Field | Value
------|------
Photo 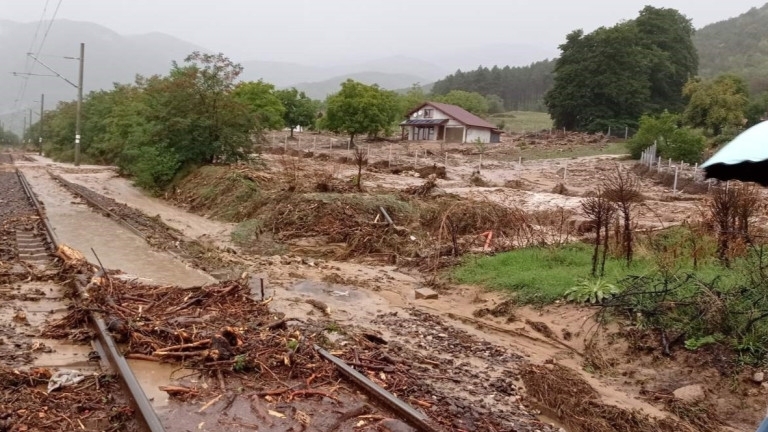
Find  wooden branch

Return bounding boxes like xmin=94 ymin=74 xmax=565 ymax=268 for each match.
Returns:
xmin=155 ymin=339 xmax=211 ymax=353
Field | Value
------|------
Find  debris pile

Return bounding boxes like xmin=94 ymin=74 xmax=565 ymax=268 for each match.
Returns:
xmin=0 ymin=366 xmax=134 ymax=431
xmin=520 ymin=363 xmax=721 ymax=432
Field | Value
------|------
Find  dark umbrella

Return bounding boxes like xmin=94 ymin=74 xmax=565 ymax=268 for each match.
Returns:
xmin=701 ymin=121 xmax=768 ymax=186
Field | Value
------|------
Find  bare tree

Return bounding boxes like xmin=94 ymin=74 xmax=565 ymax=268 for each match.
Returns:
xmin=603 ymin=166 xmax=643 ymax=265
xmin=708 ymin=183 xmax=761 ymax=265
xmin=581 ymin=189 xmax=617 ymax=277
xmin=353 ymin=146 xmax=368 ymax=191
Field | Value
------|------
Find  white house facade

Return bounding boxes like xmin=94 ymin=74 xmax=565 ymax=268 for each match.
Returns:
xmin=400 ymin=102 xmax=501 ymax=144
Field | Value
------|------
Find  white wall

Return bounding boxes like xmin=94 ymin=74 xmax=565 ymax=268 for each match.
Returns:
xmin=466 ymin=128 xmax=491 ymax=143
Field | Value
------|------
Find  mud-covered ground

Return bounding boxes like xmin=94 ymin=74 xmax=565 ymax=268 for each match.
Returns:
xmin=20 ymin=137 xmax=768 ymax=431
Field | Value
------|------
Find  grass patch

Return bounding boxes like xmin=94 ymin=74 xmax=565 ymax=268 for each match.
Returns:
xmin=491 ymin=111 xmax=553 ymax=133
xmin=453 ymin=238 xmax=732 ymax=305
xmin=453 ymin=243 xmax=655 ymax=304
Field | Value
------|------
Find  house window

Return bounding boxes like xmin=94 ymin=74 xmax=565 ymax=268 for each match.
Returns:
xmin=423 ymin=109 xmax=433 ymax=119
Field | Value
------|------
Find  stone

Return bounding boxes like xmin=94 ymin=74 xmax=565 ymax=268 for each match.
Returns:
xmin=754 ymin=371 xmax=765 ymax=383
xmin=672 ymin=384 xmax=705 ymax=402
xmin=415 ymin=288 xmax=438 ymax=300
xmin=379 ymin=419 xmax=416 ymax=432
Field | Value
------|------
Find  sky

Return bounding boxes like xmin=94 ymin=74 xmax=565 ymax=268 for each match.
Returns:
xmin=0 ymin=0 xmax=765 ymax=65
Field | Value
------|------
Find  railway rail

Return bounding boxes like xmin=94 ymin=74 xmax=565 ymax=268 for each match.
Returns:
xmin=2 ymin=154 xmax=163 ymax=432
xmin=7 ymin=156 xmax=450 ymax=432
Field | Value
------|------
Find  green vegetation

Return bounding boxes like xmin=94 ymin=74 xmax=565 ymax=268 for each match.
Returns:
xmin=628 ymin=112 xmax=706 ymax=163
xmin=433 ymin=90 xmax=491 ymax=115
xmin=0 ymin=125 xmax=19 ymax=146
xmin=274 ymin=88 xmax=319 ymax=137
xmin=694 ymin=3 xmax=768 ymax=94
xmin=431 ymin=60 xmax=554 ymax=112
xmin=545 ymin=7 xmax=698 ymax=133
xmin=321 ymin=79 xmax=401 ymax=145
xmin=490 ymin=111 xmax=553 ymax=133
xmin=453 ymin=243 xmax=655 ymax=304
xmin=683 ymin=74 xmax=749 ymax=136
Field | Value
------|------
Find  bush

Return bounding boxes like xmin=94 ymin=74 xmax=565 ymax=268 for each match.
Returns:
xmin=629 ymin=112 xmax=706 ymax=163
xmin=119 ymin=145 xmax=180 ymax=191
xmin=659 ymin=128 xmax=706 ymax=164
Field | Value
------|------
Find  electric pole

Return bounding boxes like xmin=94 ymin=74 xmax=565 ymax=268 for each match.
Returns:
xmin=39 ymin=94 xmax=44 ymax=155
xmin=28 ymin=109 xmax=32 ymax=146
xmin=74 ymin=42 xmax=84 ymax=166
xmin=23 ymin=116 xmax=26 ymax=145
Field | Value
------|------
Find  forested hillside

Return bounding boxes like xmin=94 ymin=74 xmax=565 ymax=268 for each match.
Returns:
xmin=431 ymin=3 xmax=768 ymax=112
xmin=694 ymin=3 xmax=768 ymax=94
xmin=430 ymin=60 xmax=554 ymax=111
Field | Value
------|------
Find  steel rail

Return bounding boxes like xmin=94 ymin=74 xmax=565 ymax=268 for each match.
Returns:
xmin=16 ymin=167 xmax=165 ymax=432
xmin=314 ymin=344 xmax=440 ymax=432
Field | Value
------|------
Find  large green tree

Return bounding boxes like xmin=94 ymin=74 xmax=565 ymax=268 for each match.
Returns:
xmin=434 ymin=90 xmax=489 ymax=115
xmin=322 ymin=80 xmax=400 ymax=145
xmin=232 ymin=80 xmax=285 ymax=133
xmin=274 ymin=88 xmax=318 ymax=137
xmin=545 ymin=7 xmax=697 ymax=132
xmin=683 ymin=74 xmax=749 ymax=135
xmin=635 ymin=6 xmax=698 ymax=112
xmin=545 ymin=23 xmax=654 ymax=132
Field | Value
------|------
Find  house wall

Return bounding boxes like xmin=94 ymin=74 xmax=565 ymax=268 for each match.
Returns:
xmin=466 ymin=128 xmax=492 ymax=143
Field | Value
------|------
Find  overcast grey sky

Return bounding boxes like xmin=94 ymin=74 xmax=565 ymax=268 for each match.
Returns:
xmin=1 ymin=0 xmax=765 ymax=64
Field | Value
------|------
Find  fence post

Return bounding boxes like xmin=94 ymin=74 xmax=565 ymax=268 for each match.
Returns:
xmin=445 ymin=152 xmax=448 ymax=166
xmin=388 ymin=144 xmax=392 ymax=168
xmin=657 ymin=156 xmax=662 ymax=172
xmin=625 ymin=127 xmax=628 ymax=140
xmin=284 ymin=137 xmax=287 ymax=152
xmin=607 ymin=126 xmax=611 ymax=137
xmin=564 ymin=163 xmax=568 ymax=183
xmin=519 ymin=156 xmax=522 ymax=165
xmin=673 ymin=167 xmax=679 ymax=194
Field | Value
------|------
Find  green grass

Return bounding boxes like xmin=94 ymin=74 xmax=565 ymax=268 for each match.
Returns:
xmin=452 ymin=240 xmax=733 ymax=305
xmin=491 ymin=111 xmax=553 ymax=133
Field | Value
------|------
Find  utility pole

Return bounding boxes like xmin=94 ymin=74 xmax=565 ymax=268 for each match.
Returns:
xmin=28 ymin=109 xmax=32 ymax=145
xmin=75 ymin=42 xmax=85 ymax=166
xmin=39 ymin=94 xmax=44 ymax=155
xmin=23 ymin=116 xmax=26 ymax=144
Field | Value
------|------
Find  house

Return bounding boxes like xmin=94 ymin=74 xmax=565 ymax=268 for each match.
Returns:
xmin=401 ymin=101 xmax=502 ymax=144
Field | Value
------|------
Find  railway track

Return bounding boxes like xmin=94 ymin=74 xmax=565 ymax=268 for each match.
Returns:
xmin=1 ymin=154 xmax=162 ymax=432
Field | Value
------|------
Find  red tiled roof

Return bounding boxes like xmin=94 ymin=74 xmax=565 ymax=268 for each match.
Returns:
xmin=407 ymin=101 xmax=498 ymax=130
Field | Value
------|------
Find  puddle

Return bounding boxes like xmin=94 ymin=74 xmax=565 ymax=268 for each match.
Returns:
xmin=285 ymin=280 xmax=391 ymax=323
xmin=128 ymin=359 xmax=195 ymax=409
xmin=33 ymin=339 xmax=97 ymax=371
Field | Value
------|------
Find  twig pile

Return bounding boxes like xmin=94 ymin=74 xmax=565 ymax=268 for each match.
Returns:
xmin=0 ymin=367 xmax=134 ymax=432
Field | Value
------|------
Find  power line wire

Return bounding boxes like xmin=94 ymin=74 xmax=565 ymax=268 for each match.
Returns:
xmin=15 ymin=0 xmax=64 ymax=112
xmin=14 ymin=0 xmax=51 ymax=110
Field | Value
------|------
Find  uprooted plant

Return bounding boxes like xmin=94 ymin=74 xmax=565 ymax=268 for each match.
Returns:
xmin=353 ymin=146 xmax=368 ymax=191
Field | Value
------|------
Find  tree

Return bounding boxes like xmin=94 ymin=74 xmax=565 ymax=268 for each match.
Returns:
xmin=485 ymin=94 xmax=506 ymax=114
xmin=683 ymin=74 xmax=749 ymax=135
xmin=545 ymin=23 xmax=654 ymax=132
xmin=434 ymin=90 xmax=489 ymax=115
xmin=274 ymin=88 xmax=318 ymax=138
xmin=233 ymin=80 xmax=285 ymax=133
xmin=635 ymin=6 xmax=698 ymax=112
xmin=399 ymin=84 xmax=428 ymax=116
xmin=322 ymin=80 xmax=400 ymax=146
xmin=629 ymin=111 xmax=706 ymax=163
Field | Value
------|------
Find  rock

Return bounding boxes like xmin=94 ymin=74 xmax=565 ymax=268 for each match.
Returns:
xmin=415 ymin=288 xmax=438 ymax=300
xmin=379 ymin=419 xmax=416 ymax=432
xmin=673 ymin=384 xmax=705 ymax=402
xmin=754 ymin=371 xmax=765 ymax=383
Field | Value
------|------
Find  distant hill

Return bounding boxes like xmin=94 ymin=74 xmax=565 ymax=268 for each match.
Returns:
xmin=0 ymin=19 xmax=204 ymax=129
xmin=241 ymin=55 xmax=444 ymax=95
xmin=694 ymin=2 xmax=768 ymax=93
xmin=292 ymin=71 xmax=429 ymax=100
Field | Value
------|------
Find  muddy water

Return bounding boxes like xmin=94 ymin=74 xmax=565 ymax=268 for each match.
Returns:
xmin=20 ymin=167 xmax=214 ymax=287
xmin=127 ymin=360 xmax=193 ymax=409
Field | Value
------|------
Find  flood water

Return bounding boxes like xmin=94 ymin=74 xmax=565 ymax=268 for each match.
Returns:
xmin=21 ymin=167 xmax=214 ymax=287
